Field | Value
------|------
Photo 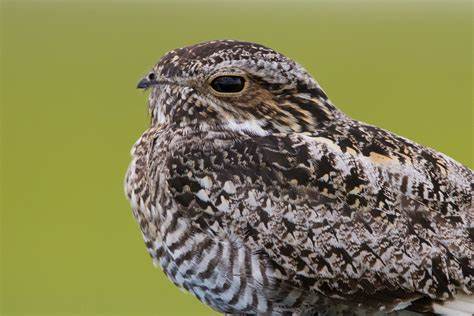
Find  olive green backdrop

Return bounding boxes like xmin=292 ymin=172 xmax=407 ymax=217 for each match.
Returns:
xmin=1 ymin=0 xmax=472 ymax=315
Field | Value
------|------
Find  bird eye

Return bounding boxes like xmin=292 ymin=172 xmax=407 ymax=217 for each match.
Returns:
xmin=148 ymin=73 xmax=157 ymax=81
xmin=210 ymin=76 xmax=246 ymax=94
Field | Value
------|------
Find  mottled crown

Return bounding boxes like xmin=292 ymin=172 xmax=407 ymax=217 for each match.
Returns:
xmin=139 ymin=40 xmax=342 ymax=133
xmin=155 ymin=40 xmax=311 ymax=86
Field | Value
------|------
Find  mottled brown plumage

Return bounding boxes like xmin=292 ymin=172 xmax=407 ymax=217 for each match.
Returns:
xmin=125 ymin=40 xmax=473 ymax=315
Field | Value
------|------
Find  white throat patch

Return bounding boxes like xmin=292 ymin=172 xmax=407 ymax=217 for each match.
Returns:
xmin=224 ymin=119 xmax=269 ymax=136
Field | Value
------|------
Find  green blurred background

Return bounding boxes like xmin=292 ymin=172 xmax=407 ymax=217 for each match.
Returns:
xmin=0 ymin=0 xmax=472 ymax=315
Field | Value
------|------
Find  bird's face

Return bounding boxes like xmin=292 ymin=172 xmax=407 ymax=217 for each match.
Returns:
xmin=137 ymin=40 xmax=340 ymax=134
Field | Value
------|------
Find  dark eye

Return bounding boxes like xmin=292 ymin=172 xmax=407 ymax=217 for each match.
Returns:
xmin=210 ymin=76 xmax=246 ymax=93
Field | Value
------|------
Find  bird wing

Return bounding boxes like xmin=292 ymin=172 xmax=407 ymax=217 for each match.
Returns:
xmin=167 ymin=128 xmax=473 ymax=312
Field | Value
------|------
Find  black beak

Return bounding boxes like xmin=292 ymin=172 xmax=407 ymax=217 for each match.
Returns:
xmin=137 ymin=77 xmax=152 ymax=89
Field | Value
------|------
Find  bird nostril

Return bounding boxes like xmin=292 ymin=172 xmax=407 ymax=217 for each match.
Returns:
xmin=148 ymin=73 xmax=157 ymax=81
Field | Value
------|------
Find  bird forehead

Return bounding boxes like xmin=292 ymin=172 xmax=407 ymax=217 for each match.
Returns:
xmin=153 ymin=40 xmax=296 ymax=81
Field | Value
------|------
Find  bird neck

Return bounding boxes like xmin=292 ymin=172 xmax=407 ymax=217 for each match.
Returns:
xmin=149 ymin=84 xmax=347 ymax=135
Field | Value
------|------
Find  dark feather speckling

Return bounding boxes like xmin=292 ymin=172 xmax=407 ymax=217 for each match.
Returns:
xmin=125 ymin=40 xmax=473 ymax=315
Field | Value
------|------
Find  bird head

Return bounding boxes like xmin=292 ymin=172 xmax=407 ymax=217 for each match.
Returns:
xmin=137 ymin=40 xmax=342 ymax=134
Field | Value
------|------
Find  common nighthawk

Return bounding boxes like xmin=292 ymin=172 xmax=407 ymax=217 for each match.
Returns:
xmin=125 ymin=40 xmax=473 ymax=315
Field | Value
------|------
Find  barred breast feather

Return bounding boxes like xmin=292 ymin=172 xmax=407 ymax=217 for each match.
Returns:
xmin=126 ymin=118 xmax=472 ymax=315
